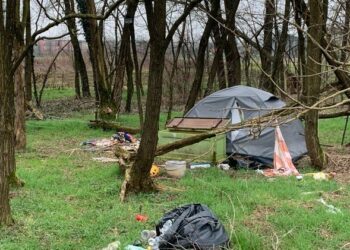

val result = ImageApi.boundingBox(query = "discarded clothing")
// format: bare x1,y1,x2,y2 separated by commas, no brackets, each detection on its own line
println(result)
263,126,300,177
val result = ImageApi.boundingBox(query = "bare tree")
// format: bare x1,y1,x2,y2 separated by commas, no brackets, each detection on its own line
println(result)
64,0,91,98
120,0,202,199
0,0,17,226
260,0,275,93
224,0,241,86
184,0,220,114
303,0,328,169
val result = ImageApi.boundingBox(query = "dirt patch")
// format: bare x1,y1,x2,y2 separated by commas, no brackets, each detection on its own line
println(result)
319,227,333,240
296,146,350,183
243,205,275,233
37,97,96,119
326,146,350,183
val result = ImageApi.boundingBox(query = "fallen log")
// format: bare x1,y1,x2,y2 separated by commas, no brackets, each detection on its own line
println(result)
89,120,141,134
318,110,350,119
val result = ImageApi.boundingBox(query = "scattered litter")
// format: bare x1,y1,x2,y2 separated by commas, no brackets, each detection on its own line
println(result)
256,169,264,175
317,198,342,214
296,175,303,181
92,157,119,163
112,132,137,143
82,138,118,150
190,162,211,169
150,164,160,177
135,214,148,222
164,160,186,178
217,163,230,170
81,132,139,152
263,126,300,177
140,230,157,241
304,172,336,181
124,245,145,250
101,240,120,250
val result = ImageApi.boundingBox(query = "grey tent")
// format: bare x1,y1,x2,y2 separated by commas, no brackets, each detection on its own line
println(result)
185,85,307,165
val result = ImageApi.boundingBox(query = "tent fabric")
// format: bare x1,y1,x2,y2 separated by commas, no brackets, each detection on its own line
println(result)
185,85,307,165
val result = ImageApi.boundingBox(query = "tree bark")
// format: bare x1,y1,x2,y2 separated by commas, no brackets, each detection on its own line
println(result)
120,0,167,198
64,0,91,98
303,0,328,169
0,0,17,227
167,21,186,121
130,24,144,130
340,0,350,63
271,0,291,93
294,0,350,98
125,48,134,113
184,0,220,114
260,0,275,93
205,23,226,95
77,0,114,120
24,0,33,103
113,0,138,115
14,0,28,150
224,0,241,86
120,0,203,200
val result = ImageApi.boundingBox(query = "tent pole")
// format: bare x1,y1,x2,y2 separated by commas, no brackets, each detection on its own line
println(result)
341,115,349,146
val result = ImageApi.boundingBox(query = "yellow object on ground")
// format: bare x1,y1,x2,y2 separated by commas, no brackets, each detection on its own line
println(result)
150,164,160,177
304,172,335,180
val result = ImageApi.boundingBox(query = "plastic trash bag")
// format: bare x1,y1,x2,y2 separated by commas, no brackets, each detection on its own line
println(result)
156,204,230,249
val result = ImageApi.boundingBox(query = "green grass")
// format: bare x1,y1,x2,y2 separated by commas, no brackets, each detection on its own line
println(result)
319,117,349,145
41,87,76,101
1,114,350,249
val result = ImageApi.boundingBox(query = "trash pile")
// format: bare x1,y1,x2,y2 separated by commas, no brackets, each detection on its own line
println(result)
81,132,139,152
120,204,230,250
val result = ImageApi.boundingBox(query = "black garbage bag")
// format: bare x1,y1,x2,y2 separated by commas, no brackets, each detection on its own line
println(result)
156,204,230,249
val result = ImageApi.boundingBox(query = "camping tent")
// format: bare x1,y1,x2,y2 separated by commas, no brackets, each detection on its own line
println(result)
185,85,307,165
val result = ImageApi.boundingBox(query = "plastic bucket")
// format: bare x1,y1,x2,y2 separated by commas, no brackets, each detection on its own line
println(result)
165,160,186,178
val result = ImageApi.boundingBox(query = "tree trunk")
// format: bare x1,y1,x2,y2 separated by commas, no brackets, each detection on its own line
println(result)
293,0,306,97
167,21,186,121
260,0,275,93
120,0,167,198
77,0,114,120
271,0,291,93
184,0,220,114
303,0,328,169
64,0,91,98
217,26,227,90
340,0,350,63
0,0,17,227
224,0,241,86
73,57,81,99
125,49,134,113
205,23,226,95
244,42,251,85
294,0,350,98
24,0,32,103
130,24,144,130
14,0,28,150
120,0,202,199
14,50,26,150
113,0,138,115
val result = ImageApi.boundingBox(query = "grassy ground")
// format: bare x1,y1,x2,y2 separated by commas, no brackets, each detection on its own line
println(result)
1,90,350,249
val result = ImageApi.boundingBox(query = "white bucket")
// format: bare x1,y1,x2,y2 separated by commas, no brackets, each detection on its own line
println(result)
165,160,186,178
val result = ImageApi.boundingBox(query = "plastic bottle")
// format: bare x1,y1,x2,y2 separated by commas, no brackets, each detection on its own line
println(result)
141,230,157,241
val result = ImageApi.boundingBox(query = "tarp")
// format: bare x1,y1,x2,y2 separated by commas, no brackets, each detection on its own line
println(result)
185,85,307,165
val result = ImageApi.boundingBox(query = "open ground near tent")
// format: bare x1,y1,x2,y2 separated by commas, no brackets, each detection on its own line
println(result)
1,93,350,250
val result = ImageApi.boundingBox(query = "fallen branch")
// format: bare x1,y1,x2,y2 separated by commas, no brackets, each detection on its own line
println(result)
89,120,141,134
318,110,350,119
